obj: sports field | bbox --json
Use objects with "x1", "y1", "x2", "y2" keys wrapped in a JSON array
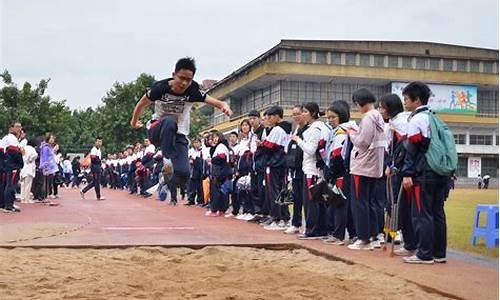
[{"x1": 445, "y1": 188, "x2": 498, "y2": 258}]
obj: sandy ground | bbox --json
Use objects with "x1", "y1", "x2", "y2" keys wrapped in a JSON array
[
  {"x1": 0, "y1": 223, "x2": 79, "y2": 244},
  {"x1": 0, "y1": 246, "x2": 450, "y2": 300}
]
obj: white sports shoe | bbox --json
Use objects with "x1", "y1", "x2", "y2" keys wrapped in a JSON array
[
  {"x1": 263, "y1": 222, "x2": 279, "y2": 231},
  {"x1": 347, "y1": 240, "x2": 374, "y2": 251},
  {"x1": 403, "y1": 255, "x2": 434, "y2": 264},
  {"x1": 283, "y1": 226, "x2": 300, "y2": 234}
]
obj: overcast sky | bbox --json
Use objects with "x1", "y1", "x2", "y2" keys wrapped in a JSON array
[{"x1": 1, "y1": 0, "x2": 498, "y2": 109}]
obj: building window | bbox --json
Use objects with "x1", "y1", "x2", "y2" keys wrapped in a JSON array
[
  {"x1": 429, "y1": 58, "x2": 440, "y2": 70},
  {"x1": 388, "y1": 56, "x2": 398, "y2": 68},
  {"x1": 469, "y1": 135, "x2": 493, "y2": 145},
  {"x1": 301, "y1": 50, "x2": 312, "y2": 63},
  {"x1": 345, "y1": 53, "x2": 356, "y2": 65},
  {"x1": 443, "y1": 59, "x2": 453, "y2": 71},
  {"x1": 454, "y1": 134, "x2": 466, "y2": 145},
  {"x1": 483, "y1": 61, "x2": 494, "y2": 73},
  {"x1": 402, "y1": 56, "x2": 412, "y2": 68},
  {"x1": 415, "y1": 57, "x2": 426, "y2": 69},
  {"x1": 481, "y1": 157, "x2": 499, "y2": 178},
  {"x1": 456, "y1": 60, "x2": 467, "y2": 72},
  {"x1": 285, "y1": 50, "x2": 297, "y2": 63},
  {"x1": 374, "y1": 55, "x2": 385, "y2": 67},
  {"x1": 359, "y1": 54, "x2": 370, "y2": 67},
  {"x1": 470, "y1": 60, "x2": 480, "y2": 72},
  {"x1": 331, "y1": 52, "x2": 341, "y2": 64},
  {"x1": 315, "y1": 51, "x2": 327, "y2": 64},
  {"x1": 478, "y1": 90, "x2": 499, "y2": 116},
  {"x1": 457, "y1": 157, "x2": 468, "y2": 177}
]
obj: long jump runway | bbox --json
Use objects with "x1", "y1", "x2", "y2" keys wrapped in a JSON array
[{"x1": 0, "y1": 188, "x2": 497, "y2": 300}]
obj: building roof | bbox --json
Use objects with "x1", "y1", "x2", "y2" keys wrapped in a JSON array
[{"x1": 208, "y1": 39, "x2": 498, "y2": 93}]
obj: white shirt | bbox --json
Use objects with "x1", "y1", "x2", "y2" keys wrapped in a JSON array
[
  {"x1": 144, "y1": 144, "x2": 156, "y2": 156},
  {"x1": 90, "y1": 146, "x2": 102, "y2": 159},
  {"x1": 20, "y1": 145, "x2": 38, "y2": 178}
]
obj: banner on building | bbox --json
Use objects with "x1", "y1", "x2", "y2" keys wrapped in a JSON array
[
  {"x1": 391, "y1": 82, "x2": 477, "y2": 114},
  {"x1": 468, "y1": 156, "x2": 482, "y2": 178}
]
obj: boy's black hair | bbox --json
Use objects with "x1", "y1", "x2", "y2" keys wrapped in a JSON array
[
  {"x1": 303, "y1": 102, "x2": 322, "y2": 119},
  {"x1": 248, "y1": 110, "x2": 260, "y2": 118},
  {"x1": 327, "y1": 100, "x2": 350, "y2": 124},
  {"x1": 96, "y1": 136, "x2": 103, "y2": 140},
  {"x1": 379, "y1": 93, "x2": 404, "y2": 119},
  {"x1": 402, "y1": 81, "x2": 431, "y2": 105},
  {"x1": 229, "y1": 131, "x2": 238, "y2": 137},
  {"x1": 352, "y1": 88, "x2": 376, "y2": 106},
  {"x1": 265, "y1": 105, "x2": 284, "y2": 119},
  {"x1": 175, "y1": 57, "x2": 197, "y2": 75}
]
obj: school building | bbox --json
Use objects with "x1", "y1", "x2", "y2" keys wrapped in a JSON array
[{"x1": 201, "y1": 40, "x2": 499, "y2": 178}]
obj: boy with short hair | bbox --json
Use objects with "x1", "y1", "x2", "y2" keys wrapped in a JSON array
[
  {"x1": 400, "y1": 81, "x2": 448, "y2": 264},
  {"x1": 260, "y1": 106, "x2": 292, "y2": 230}
]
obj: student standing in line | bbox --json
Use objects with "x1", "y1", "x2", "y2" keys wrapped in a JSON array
[
  {"x1": 346, "y1": 88, "x2": 386, "y2": 251},
  {"x1": 400, "y1": 81, "x2": 448, "y2": 264}
]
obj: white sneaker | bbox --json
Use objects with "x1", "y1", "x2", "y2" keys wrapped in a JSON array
[
  {"x1": 236, "y1": 213, "x2": 247, "y2": 220},
  {"x1": 347, "y1": 240, "x2": 374, "y2": 251},
  {"x1": 263, "y1": 222, "x2": 278, "y2": 230},
  {"x1": 283, "y1": 226, "x2": 300, "y2": 234},
  {"x1": 323, "y1": 236, "x2": 345, "y2": 245},
  {"x1": 394, "y1": 247, "x2": 416, "y2": 257},
  {"x1": 49, "y1": 195, "x2": 56, "y2": 199},
  {"x1": 370, "y1": 239, "x2": 381, "y2": 249},
  {"x1": 377, "y1": 233, "x2": 385, "y2": 244},
  {"x1": 224, "y1": 213, "x2": 235, "y2": 218},
  {"x1": 403, "y1": 255, "x2": 434, "y2": 264},
  {"x1": 276, "y1": 220, "x2": 287, "y2": 230},
  {"x1": 243, "y1": 214, "x2": 255, "y2": 221},
  {"x1": 434, "y1": 257, "x2": 447, "y2": 263}
]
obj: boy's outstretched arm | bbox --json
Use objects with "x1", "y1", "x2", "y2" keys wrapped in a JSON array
[
  {"x1": 130, "y1": 94, "x2": 152, "y2": 128},
  {"x1": 205, "y1": 95, "x2": 233, "y2": 117}
]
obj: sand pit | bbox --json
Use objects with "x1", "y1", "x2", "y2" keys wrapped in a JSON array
[{"x1": 0, "y1": 246, "x2": 450, "y2": 300}]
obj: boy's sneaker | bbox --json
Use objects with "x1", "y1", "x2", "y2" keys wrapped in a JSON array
[
  {"x1": 276, "y1": 220, "x2": 287, "y2": 230},
  {"x1": 79, "y1": 190, "x2": 85, "y2": 199},
  {"x1": 97, "y1": 197, "x2": 106, "y2": 201},
  {"x1": 347, "y1": 240, "x2": 374, "y2": 251},
  {"x1": 204, "y1": 210, "x2": 213, "y2": 216},
  {"x1": 377, "y1": 233, "x2": 385, "y2": 244},
  {"x1": 297, "y1": 233, "x2": 323, "y2": 240},
  {"x1": 434, "y1": 257, "x2": 447, "y2": 263},
  {"x1": 323, "y1": 236, "x2": 345, "y2": 245},
  {"x1": 370, "y1": 239, "x2": 381, "y2": 249},
  {"x1": 284, "y1": 226, "x2": 300, "y2": 235},
  {"x1": 403, "y1": 255, "x2": 434, "y2": 264},
  {"x1": 49, "y1": 195, "x2": 56, "y2": 199},
  {"x1": 259, "y1": 217, "x2": 273, "y2": 226},
  {"x1": 247, "y1": 215, "x2": 263, "y2": 223},
  {"x1": 263, "y1": 222, "x2": 279, "y2": 230},
  {"x1": 235, "y1": 213, "x2": 246, "y2": 220},
  {"x1": 224, "y1": 213, "x2": 236, "y2": 218},
  {"x1": 394, "y1": 247, "x2": 416, "y2": 257},
  {"x1": 216, "y1": 211, "x2": 224, "y2": 217},
  {"x1": 243, "y1": 214, "x2": 255, "y2": 221}
]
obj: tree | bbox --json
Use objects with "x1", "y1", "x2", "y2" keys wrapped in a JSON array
[{"x1": 0, "y1": 70, "x2": 73, "y2": 149}]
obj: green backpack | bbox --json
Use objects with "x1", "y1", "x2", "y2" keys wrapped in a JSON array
[{"x1": 424, "y1": 111, "x2": 458, "y2": 177}]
